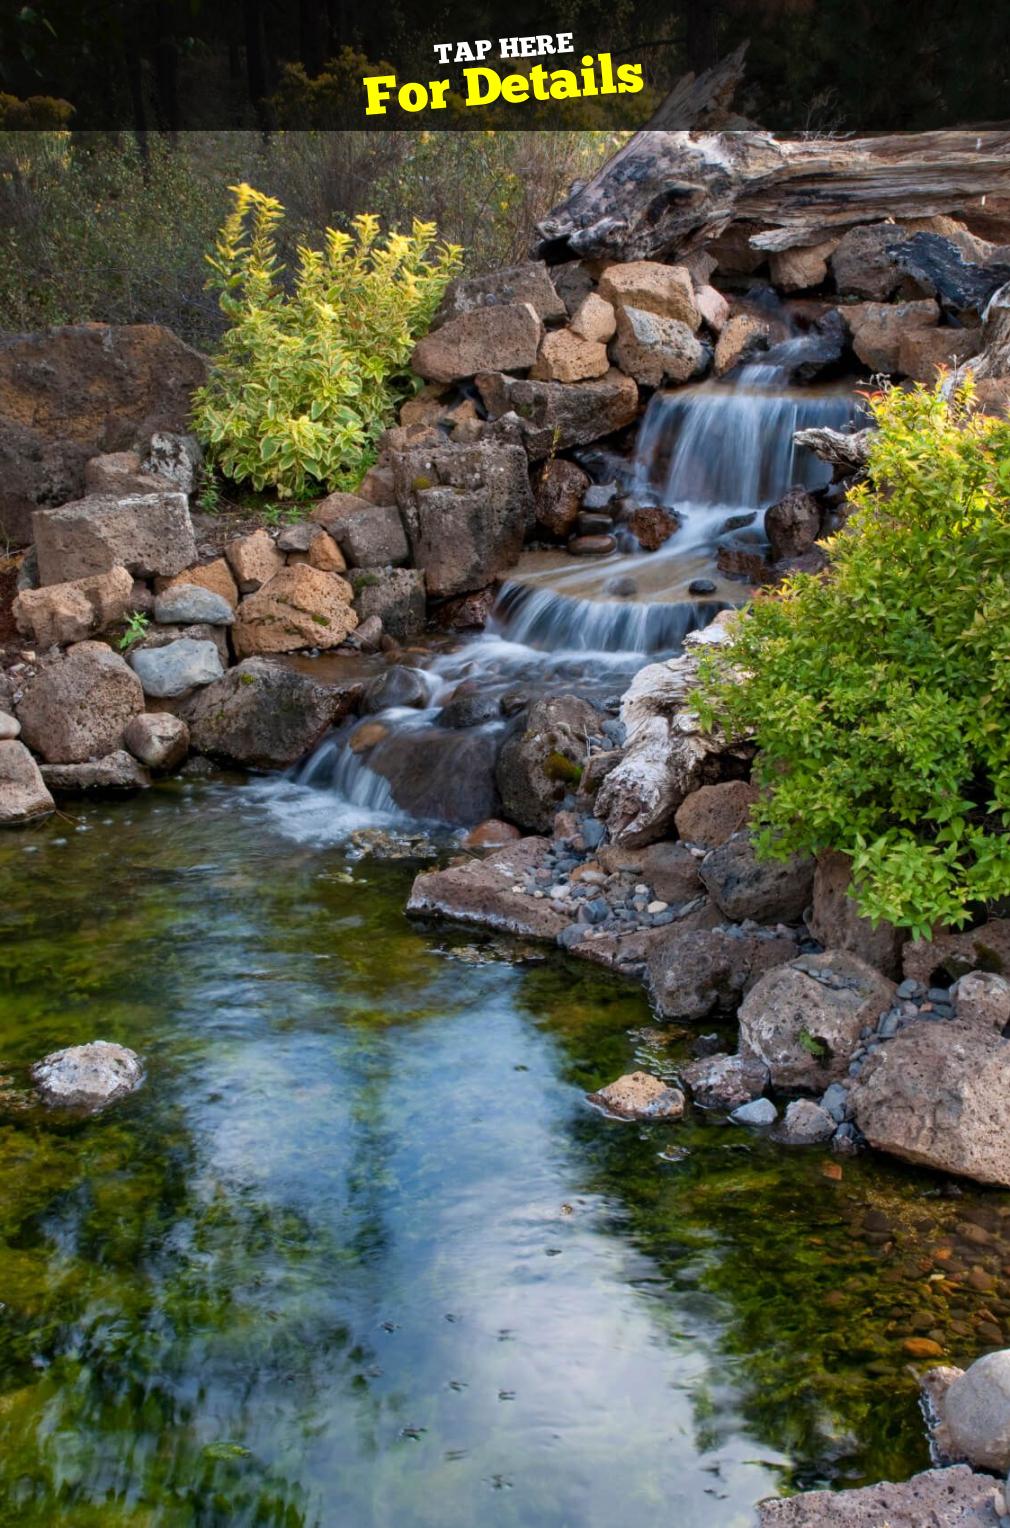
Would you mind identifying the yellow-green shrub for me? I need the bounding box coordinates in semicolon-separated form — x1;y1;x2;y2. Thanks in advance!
191;184;462;498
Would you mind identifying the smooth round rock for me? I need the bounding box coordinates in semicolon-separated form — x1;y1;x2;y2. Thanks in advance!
942;1351;1010;1470
31;1041;144;1112
689;579;717;596
568;534;617;556
154;585;235;626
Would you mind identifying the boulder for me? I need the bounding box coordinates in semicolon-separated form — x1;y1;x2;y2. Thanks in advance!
612;306;705;388
810;849;907;979
951;971;1010;1033
0;713;20;739
407;836;573;941
534;458;589;538
924;1351;1010;1473
0;739;54;823
829;220;964;301
699;831;814;923
739;951;896;1088
12;564;134;649
153;585;234;626
694;284;731;331
674;781;758;849
531;329;609;383
363;666;430;712
41;751;150;791
156;557;238;610
15;642;144;763
352;568;426;640
714;313;771;376
232;566;357;657
311;495;409;568
849;1020;1010;1186
31;1040;144;1112
494;695;601;833
135;620;228;666
129;638;224;698
476;370;640;459
123;712;190;770
897;326;981;381
435;261;565;324
286;528;347;573
0;323;207;544
769;238;839;292
587;1072;685;1121
367;727;501;826
552;260;595;317
903;919;1010;986
84;451;165;497
140;432;202;494
732;1097;778;1126
844;299;940;374
624;505;679;550
393;440;532;599
33;491;198;585
186;658;360;769
646;927;800;1021
411;302;543;383
779;1099;835;1144
597;839;704;904
764;488;823;561
225;528;285;593
757;1464;1002;1526
570;293;617;343
598;261;699;329
680;1052;768;1110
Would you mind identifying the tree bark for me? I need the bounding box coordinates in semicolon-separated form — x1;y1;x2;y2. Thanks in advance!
533;130;1010;266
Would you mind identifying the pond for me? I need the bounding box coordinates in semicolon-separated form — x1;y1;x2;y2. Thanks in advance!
2;781;1009;1526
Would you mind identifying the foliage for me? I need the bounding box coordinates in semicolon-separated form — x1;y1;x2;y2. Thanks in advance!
117;611;150;651
190;184;461;498
693;379;1010;938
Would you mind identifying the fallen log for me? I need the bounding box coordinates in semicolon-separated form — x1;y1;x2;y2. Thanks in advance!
971;281;1010;379
533;130;1010;265
793;427;872;475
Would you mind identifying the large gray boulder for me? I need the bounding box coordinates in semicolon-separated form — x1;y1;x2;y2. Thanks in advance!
476;369;640;459
368;727;501;826
351;568;426;640
700;830;814;924
15;642;145;763
435;261;566;325
758;1464;1000;1525
34;492;198;585
123;712;189;770
393;440;532;598
41;751;150;792
311;496;410;569
611;306;705;388
923;1351;1010;1472
31;1040;144;1112
739;951;896;1088
495;695;601;834
186;658;362;769
849;1020;1010;1186
0;739;54;823
411;303;543;383
129;638;224;698
646;926;799;1022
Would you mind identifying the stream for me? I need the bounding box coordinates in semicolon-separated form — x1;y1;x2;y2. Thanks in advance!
3;363;1008;1526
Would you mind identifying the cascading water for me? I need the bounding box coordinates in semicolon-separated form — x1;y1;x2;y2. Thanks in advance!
257;351;863;841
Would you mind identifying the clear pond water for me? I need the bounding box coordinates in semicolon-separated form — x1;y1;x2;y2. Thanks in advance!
2;783;1010;1527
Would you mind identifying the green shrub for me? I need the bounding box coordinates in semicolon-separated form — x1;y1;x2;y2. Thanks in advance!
693;379;1010;939
190;184;462;500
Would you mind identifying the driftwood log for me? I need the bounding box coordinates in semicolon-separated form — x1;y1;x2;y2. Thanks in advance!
533;131;1010;265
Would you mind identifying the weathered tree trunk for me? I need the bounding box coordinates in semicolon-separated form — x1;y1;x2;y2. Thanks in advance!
533;130;1010;265
793;427;871;475
644;41;751;131
972;282;1010;379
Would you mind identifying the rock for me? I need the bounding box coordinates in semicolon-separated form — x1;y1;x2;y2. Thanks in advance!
552;260;595;317
779;1099;835;1145
830;220;947;300
351;567;426;641
535;458;589;538
407;836;573;941
153;585;234;627
348;720;388;753
140;431;202;494
531;329;609;382
31;1040;144;1112
0;713;20;739
41;751;150;791
598;262;700;329
411;303;543;383
186;658;360;769
232;566;357;657
33;492;197;586
432;587;497;631
903;919;1010;986
849;1020;1010;1186
570;293;617;343
135;620;228;667
769;238;839;292
462;819;522;851
494;695;601;833
0;739;54;823
15;642;144;763
674;781;758;848
810;849;907;979
700;831;814;923
597;839;704;903
694;284;731;331
435;261;565;325
897;326;982;381
646;926;799;1022
123;712;189;770
12;565;134;649
475;370;640;459
368;727;501;825
363;666;430;712
680;1052;768;1110
313;498;410;569
758;1465;998;1526
624;505;679;550
714;313;771;376
739;951;897;1089
156;557;239;610
689;579;717;596
951;972;1010;1033
612;306;705;388
732;1097;778;1126
438;690;501;729
129;638;224;698
393;440;532;599
0;323;207;545
844;298;940;374
924;1351;1010;1472
765;487;823;561
84;451;165;497
587;1072;685;1121
287;528;347;573
225;528;285;593
568;534;616;555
